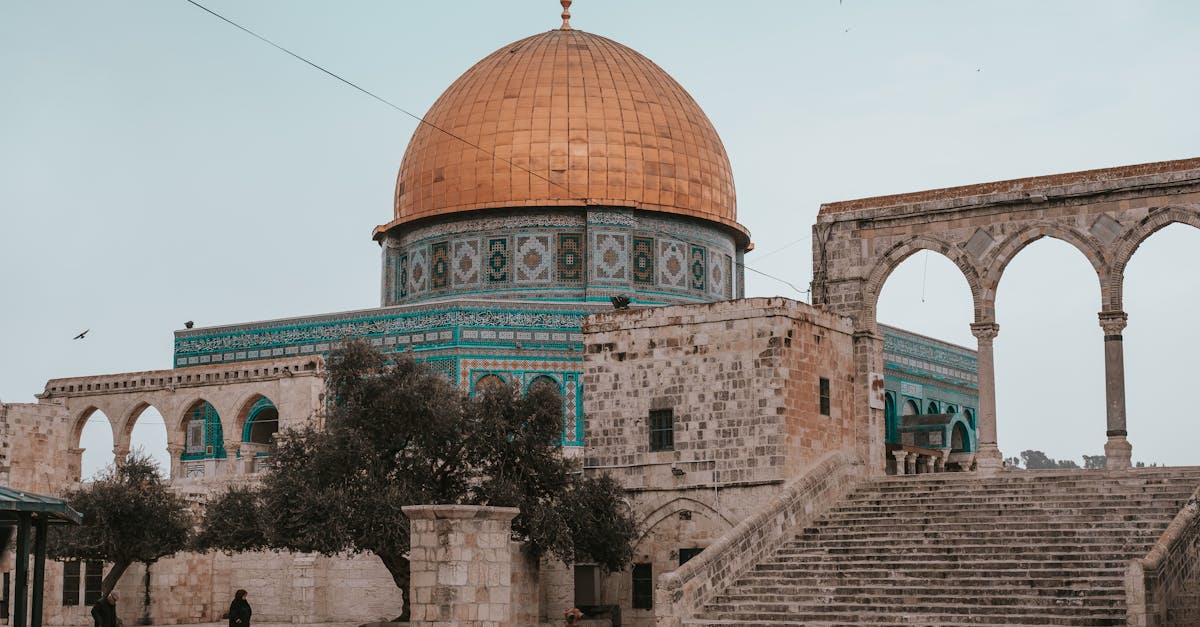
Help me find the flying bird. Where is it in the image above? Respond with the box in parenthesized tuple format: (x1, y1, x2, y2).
(73, 329, 89, 340)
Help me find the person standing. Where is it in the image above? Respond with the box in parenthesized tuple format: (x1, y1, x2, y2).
(228, 589, 252, 627)
(90, 591, 119, 627)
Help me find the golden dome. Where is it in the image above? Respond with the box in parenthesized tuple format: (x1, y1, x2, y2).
(377, 28, 745, 241)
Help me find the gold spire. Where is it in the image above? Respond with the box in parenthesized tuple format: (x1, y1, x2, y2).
(559, 0, 572, 30)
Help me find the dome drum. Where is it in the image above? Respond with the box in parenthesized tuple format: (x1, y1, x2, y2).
(379, 206, 742, 307)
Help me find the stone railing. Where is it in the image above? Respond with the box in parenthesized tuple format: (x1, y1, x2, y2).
(653, 450, 864, 627)
(1126, 485, 1200, 627)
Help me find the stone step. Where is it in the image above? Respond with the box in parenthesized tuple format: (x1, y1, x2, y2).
(688, 469, 1196, 626)
(692, 607, 1127, 625)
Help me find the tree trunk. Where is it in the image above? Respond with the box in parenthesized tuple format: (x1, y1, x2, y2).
(101, 558, 131, 597)
(377, 552, 411, 622)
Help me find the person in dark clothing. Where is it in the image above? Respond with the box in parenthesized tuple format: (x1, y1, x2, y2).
(90, 591, 119, 627)
(228, 589, 251, 627)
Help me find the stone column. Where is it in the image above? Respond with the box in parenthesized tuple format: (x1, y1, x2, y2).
(970, 322, 1003, 474)
(165, 445, 183, 480)
(892, 450, 909, 475)
(404, 505, 520, 627)
(1099, 310, 1133, 470)
(852, 327, 887, 476)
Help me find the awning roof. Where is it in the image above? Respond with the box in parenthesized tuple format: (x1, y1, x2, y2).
(0, 486, 82, 525)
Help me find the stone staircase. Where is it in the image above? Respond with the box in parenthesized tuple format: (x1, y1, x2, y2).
(690, 467, 1200, 626)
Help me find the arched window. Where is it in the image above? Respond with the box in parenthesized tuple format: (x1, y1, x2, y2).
(526, 375, 560, 397)
(884, 393, 898, 443)
(473, 374, 506, 395)
(927, 401, 940, 414)
(951, 422, 971, 452)
(182, 400, 225, 460)
(243, 397, 279, 445)
(946, 405, 958, 416)
(903, 400, 920, 416)
(963, 408, 975, 428)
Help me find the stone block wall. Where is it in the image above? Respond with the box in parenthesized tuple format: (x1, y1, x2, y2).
(582, 298, 859, 626)
(3, 401, 74, 494)
(404, 505, 520, 627)
(583, 297, 858, 490)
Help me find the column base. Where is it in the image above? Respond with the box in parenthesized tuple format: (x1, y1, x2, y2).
(974, 444, 1004, 476)
(1104, 436, 1133, 470)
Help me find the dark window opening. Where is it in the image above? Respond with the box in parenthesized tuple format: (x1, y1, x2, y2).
(61, 561, 81, 606)
(679, 548, 704, 566)
(632, 563, 653, 609)
(84, 560, 103, 605)
(819, 377, 831, 416)
(649, 409, 674, 452)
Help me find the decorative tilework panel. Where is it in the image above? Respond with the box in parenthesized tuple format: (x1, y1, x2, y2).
(709, 250, 727, 298)
(592, 232, 629, 281)
(564, 375, 579, 443)
(724, 253, 734, 298)
(398, 254, 408, 299)
(690, 246, 707, 291)
(409, 248, 428, 294)
(422, 357, 457, 383)
(515, 235, 552, 283)
(452, 239, 480, 286)
(487, 238, 509, 283)
(658, 239, 687, 288)
(430, 241, 449, 290)
(632, 237, 654, 285)
(557, 233, 584, 283)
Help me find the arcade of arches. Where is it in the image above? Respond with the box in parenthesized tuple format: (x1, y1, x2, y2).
(812, 157, 1200, 473)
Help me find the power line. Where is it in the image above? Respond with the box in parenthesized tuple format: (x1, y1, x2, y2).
(181, 0, 577, 200)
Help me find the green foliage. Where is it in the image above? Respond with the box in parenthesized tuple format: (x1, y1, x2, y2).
(1082, 455, 1107, 469)
(196, 339, 638, 618)
(1020, 450, 1080, 470)
(49, 452, 192, 594)
(194, 485, 267, 553)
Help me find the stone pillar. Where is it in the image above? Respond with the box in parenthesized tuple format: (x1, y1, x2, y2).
(165, 445, 183, 480)
(892, 450, 909, 475)
(1099, 310, 1133, 470)
(970, 322, 1003, 474)
(905, 454, 917, 476)
(852, 328, 886, 475)
(921, 455, 935, 474)
(404, 505, 520, 627)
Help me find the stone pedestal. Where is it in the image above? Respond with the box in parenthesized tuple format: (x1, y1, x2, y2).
(403, 505, 520, 627)
(1104, 435, 1133, 470)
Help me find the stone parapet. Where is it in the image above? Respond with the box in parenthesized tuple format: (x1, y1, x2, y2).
(653, 450, 864, 627)
(1127, 482, 1200, 626)
(404, 505, 520, 627)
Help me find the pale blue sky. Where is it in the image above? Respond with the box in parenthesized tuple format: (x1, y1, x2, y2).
(3, 1, 1198, 476)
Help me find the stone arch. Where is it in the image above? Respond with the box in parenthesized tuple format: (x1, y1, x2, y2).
(178, 398, 227, 459)
(1107, 205, 1200, 310)
(235, 394, 279, 446)
(983, 223, 1108, 312)
(633, 496, 735, 548)
(71, 405, 113, 449)
(117, 401, 162, 447)
(863, 236, 984, 327)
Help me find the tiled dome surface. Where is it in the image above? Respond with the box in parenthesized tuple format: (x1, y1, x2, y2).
(386, 28, 742, 236)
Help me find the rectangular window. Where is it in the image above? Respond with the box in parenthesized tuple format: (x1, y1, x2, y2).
(631, 563, 653, 609)
(83, 561, 103, 605)
(648, 409, 674, 452)
(186, 420, 205, 454)
(61, 561, 81, 606)
(679, 547, 704, 566)
(819, 377, 831, 416)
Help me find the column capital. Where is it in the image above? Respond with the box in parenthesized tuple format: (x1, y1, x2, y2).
(1098, 310, 1128, 336)
(970, 321, 1000, 343)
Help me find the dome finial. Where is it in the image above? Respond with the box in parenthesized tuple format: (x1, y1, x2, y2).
(559, 0, 572, 30)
